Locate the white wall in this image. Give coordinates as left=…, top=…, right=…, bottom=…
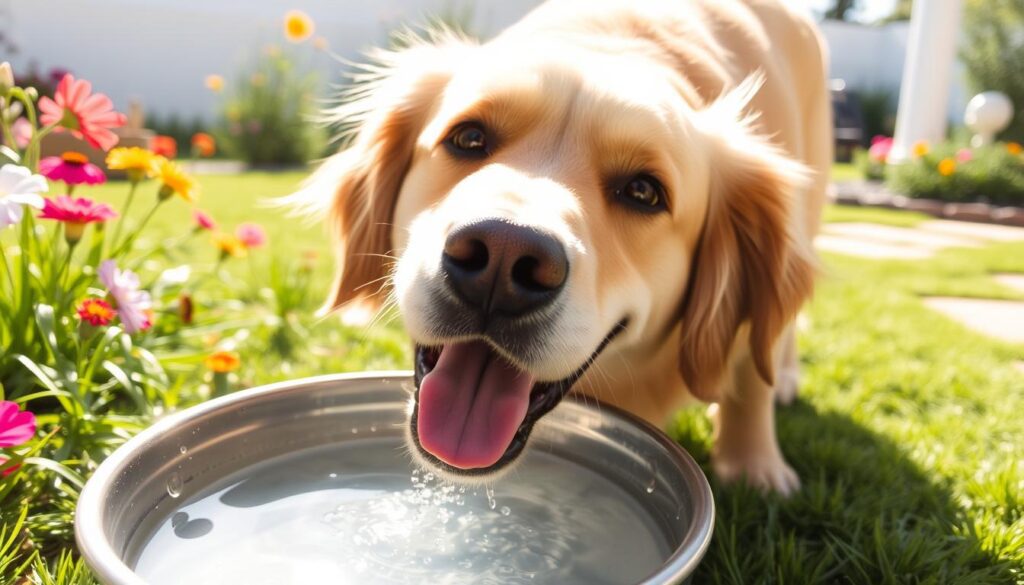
left=819, top=19, right=969, bottom=122
left=2, top=0, right=969, bottom=124
left=2, top=0, right=544, bottom=121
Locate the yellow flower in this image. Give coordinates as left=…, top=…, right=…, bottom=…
left=1008, top=142, right=1023, bottom=155
left=212, top=233, right=247, bottom=258
left=205, top=351, right=240, bottom=373
left=106, top=147, right=163, bottom=183
left=911, top=141, right=929, bottom=158
left=156, top=160, right=198, bottom=202
left=205, top=74, right=225, bottom=93
left=283, top=10, right=314, bottom=43
left=937, top=158, right=956, bottom=177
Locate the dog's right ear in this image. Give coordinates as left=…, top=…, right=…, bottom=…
left=288, top=33, right=473, bottom=319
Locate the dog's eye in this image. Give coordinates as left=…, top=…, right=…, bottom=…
left=616, top=175, right=666, bottom=212
left=445, top=122, right=489, bottom=156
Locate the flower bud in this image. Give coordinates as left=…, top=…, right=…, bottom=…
left=0, top=62, right=13, bottom=94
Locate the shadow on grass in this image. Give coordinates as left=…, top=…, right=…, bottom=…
left=670, top=399, right=1016, bottom=584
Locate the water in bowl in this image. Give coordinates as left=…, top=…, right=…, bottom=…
left=133, top=438, right=670, bottom=584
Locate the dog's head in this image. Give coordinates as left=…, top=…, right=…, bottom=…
left=296, top=31, right=813, bottom=479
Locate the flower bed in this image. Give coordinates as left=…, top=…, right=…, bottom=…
left=857, top=136, right=1024, bottom=206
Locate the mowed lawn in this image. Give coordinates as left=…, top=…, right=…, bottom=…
left=87, top=171, right=1023, bottom=583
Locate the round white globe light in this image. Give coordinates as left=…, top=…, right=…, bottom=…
left=964, top=91, right=1014, bottom=147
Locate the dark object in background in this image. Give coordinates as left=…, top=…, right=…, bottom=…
left=831, top=81, right=865, bottom=162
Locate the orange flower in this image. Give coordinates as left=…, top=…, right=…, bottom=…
left=937, top=158, right=956, bottom=177
left=213, top=233, right=246, bottom=258
left=191, top=133, right=216, bottom=157
left=1008, top=142, right=1023, bottom=155
left=77, top=298, right=117, bottom=327
left=283, top=10, right=314, bottom=43
left=151, top=135, right=178, bottom=159
left=205, top=74, right=225, bottom=93
left=911, top=141, right=929, bottom=158
left=205, top=351, right=240, bottom=373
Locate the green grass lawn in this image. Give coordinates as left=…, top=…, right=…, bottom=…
left=10, top=171, right=1024, bottom=582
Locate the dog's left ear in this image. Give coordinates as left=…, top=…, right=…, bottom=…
left=678, top=76, right=816, bottom=402
left=287, top=34, right=472, bottom=319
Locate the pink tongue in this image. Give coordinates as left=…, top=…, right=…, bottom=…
left=417, top=341, right=535, bottom=469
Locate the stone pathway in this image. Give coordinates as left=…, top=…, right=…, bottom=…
left=923, top=297, right=1024, bottom=344
left=816, top=219, right=1024, bottom=260
left=817, top=216, right=1024, bottom=346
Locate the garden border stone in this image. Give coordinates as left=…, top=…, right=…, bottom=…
left=833, top=181, right=1024, bottom=227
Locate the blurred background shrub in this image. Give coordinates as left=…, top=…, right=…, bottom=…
left=214, top=48, right=326, bottom=166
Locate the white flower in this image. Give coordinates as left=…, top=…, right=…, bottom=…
left=98, top=260, right=153, bottom=334
left=0, top=164, right=47, bottom=229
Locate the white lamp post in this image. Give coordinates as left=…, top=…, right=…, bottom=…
left=889, top=0, right=964, bottom=163
left=964, top=91, right=1014, bottom=147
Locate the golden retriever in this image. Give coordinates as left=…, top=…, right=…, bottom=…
left=296, top=0, right=830, bottom=494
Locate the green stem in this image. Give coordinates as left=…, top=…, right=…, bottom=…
left=114, top=199, right=162, bottom=257
left=0, top=235, right=15, bottom=296
left=111, top=181, right=139, bottom=249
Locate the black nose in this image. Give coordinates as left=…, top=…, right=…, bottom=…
left=442, top=219, right=569, bottom=317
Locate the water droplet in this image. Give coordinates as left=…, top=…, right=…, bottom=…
left=422, top=555, right=432, bottom=565
left=500, top=506, right=511, bottom=516
left=350, top=427, right=358, bottom=434
left=486, top=486, right=497, bottom=510
left=645, top=478, right=656, bottom=494
left=178, top=445, right=187, bottom=454
left=370, top=425, right=378, bottom=432
left=166, top=472, right=183, bottom=498
left=329, top=472, right=338, bottom=479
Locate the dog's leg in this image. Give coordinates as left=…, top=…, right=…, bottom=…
left=710, top=353, right=800, bottom=496
left=774, top=322, right=800, bottom=405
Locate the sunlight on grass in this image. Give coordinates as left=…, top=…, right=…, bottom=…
left=824, top=204, right=930, bottom=227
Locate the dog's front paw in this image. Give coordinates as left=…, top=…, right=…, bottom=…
left=774, top=366, right=800, bottom=405
left=712, top=449, right=801, bottom=496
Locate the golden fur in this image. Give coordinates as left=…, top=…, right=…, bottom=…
left=296, top=0, right=831, bottom=494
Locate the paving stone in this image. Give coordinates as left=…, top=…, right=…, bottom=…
left=923, top=297, right=1024, bottom=343
left=823, top=222, right=982, bottom=250
left=917, top=220, right=1024, bottom=242
left=815, top=234, right=934, bottom=259
left=994, top=273, right=1024, bottom=293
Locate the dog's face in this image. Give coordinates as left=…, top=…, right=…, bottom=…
left=300, top=35, right=812, bottom=479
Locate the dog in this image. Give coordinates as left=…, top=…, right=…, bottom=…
left=295, top=0, right=830, bottom=495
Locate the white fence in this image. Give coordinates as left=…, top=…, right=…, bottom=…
left=2, top=0, right=969, bottom=123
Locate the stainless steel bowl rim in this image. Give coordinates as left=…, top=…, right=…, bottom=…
left=76, top=371, right=714, bottom=585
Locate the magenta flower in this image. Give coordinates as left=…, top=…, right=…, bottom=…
left=99, top=260, right=153, bottom=334
left=868, top=137, right=893, bottom=164
left=956, top=148, right=973, bottom=163
left=39, top=195, right=117, bottom=243
left=40, top=151, right=107, bottom=187
left=38, top=74, right=126, bottom=151
left=0, top=401, right=36, bottom=447
left=193, top=209, right=217, bottom=231
left=235, top=222, right=267, bottom=248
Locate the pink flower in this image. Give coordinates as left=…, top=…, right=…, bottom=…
left=0, top=401, right=36, bottom=447
left=193, top=209, right=217, bottom=231
left=99, top=260, right=153, bottom=334
left=12, top=117, right=32, bottom=149
left=39, top=151, right=106, bottom=186
left=38, top=195, right=117, bottom=224
left=235, top=223, right=267, bottom=248
left=868, top=137, right=893, bottom=164
left=38, top=74, right=126, bottom=151
left=956, top=148, right=973, bottom=163
left=39, top=195, right=117, bottom=243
